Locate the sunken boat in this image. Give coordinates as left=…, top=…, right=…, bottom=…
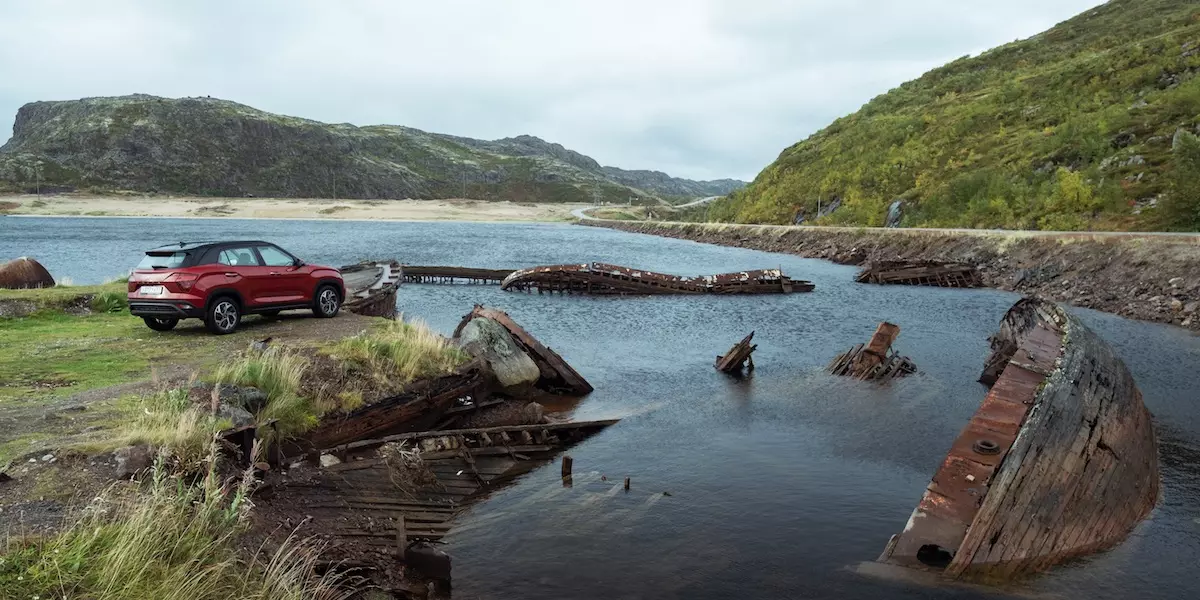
left=340, top=259, right=402, bottom=318
left=856, top=260, right=982, bottom=288
left=875, top=297, right=1159, bottom=582
left=500, top=262, right=814, bottom=295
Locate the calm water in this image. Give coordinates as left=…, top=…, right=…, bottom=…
left=3, top=216, right=1199, bottom=599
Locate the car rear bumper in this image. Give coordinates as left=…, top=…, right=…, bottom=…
left=128, top=300, right=203, bottom=319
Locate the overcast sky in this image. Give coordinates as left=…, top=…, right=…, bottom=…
left=0, top=0, right=1105, bottom=181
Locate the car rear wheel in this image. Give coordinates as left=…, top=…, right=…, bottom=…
left=313, top=285, right=340, bottom=318
left=143, top=317, right=179, bottom=332
left=206, top=297, right=241, bottom=335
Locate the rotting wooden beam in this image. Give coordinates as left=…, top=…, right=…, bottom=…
left=715, top=331, right=757, bottom=373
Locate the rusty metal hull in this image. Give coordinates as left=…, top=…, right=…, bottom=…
left=878, top=298, right=1159, bottom=582
left=856, top=260, right=981, bottom=288
left=500, top=262, right=814, bottom=295
left=340, top=259, right=402, bottom=318
left=0, top=257, right=55, bottom=289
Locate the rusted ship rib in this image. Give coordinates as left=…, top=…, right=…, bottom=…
left=340, top=259, right=402, bottom=317
left=401, top=265, right=514, bottom=285
left=500, top=262, right=814, bottom=295
left=827, top=322, right=916, bottom=381
left=876, top=298, right=1159, bottom=582
left=856, top=260, right=982, bottom=288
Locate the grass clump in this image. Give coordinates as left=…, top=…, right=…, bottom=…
left=90, top=290, right=128, bottom=313
left=109, top=387, right=229, bottom=470
left=0, top=454, right=357, bottom=599
left=330, top=318, right=467, bottom=388
left=215, top=347, right=314, bottom=439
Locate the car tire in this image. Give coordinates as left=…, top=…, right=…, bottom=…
left=143, top=317, right=179, bottom=332
left=206, top=297, right=241, bottom=335
left=313, top=285, right=341, bottom=318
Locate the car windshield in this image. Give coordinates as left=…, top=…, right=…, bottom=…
left=137, top=251, right=189, bottom=270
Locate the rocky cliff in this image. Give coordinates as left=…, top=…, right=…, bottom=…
left=0, top=95, right=743, bottom=202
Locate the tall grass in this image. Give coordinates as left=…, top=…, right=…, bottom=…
left=331, top=318, right=467, bottom=388
left=111, top=387, right=230, bottom=470
left=90, top=290, right=128, bottom=313
left=215, top=347, right=314, bottom=439
left=0, top=452, right=358, bottom=599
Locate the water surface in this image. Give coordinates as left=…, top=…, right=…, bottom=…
left=3, top=216, right=1198, bottom=599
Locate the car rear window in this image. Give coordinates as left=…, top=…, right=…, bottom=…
left=137, top=251, right=189, bottom=270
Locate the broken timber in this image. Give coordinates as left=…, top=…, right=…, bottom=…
left=856, top=260, right=982, bottom=288
left=453, top=305, right=594, bottom=396
left=827, top=322, right=916, bottom=381
left=340, top=259, right=402, bottom=318
left=876, top=298, right=1159, bottom=582
left=401, top=265, right=514, bottom=285
left=715, top=332, right=757, bottom=373
left=500, top=262, right=814, bottom=295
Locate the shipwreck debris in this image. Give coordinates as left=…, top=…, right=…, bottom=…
left=401, top=265, right=514, bottom=285
left=856, top=260, right=982, bottom=288
left=876, top=298, right=1159, bottom=582
left=0, top=257, right=55, bottom=289
left=827, top=322, right=916, bottom=381
left=715, top=332, right=757, bottom=374
left=500, top=262, right=814, bottom=295
left=453, top=305, right=594, bottom=396
left=340, top=259, right=402, bottom=318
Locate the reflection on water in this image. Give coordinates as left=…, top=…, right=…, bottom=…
left=3, top=217, right=1198, bottom=599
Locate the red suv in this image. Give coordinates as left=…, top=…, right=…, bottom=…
left=127, top=241, right=345, bottom=334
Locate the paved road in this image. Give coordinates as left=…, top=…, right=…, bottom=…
left=571, top=208, right=1199, bottom=241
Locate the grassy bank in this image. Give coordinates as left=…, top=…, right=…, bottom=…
left=584, top=220, right=1200, bottom=330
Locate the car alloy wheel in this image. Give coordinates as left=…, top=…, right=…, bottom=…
left=318, top=287, right=340, bottom=317
left=211, top=299, right=239, bottom=333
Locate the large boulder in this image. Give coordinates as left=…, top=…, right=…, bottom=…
left=0, top=257, right=55, bottom=289
left=113, top=445, right=153, bottom=480
left=457, top=317, right=540, bottom=389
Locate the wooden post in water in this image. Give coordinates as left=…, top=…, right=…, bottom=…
left=624, top=477, right=631, bottom=491
left=562, top=455, right=573, bottom=478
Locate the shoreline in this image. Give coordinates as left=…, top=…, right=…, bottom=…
left=583, top=219, right=1200, bottom=332
left=0, top=194, right=587, bottom=223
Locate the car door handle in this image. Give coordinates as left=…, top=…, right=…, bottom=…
left=269, top=272, right=280, bottom=276
left=225, top=272, right=238, bottom=277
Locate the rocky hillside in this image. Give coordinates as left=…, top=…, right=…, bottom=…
left=710, top=0, right=1200, bottom=231
left=0, top=95, right=743, bottom=203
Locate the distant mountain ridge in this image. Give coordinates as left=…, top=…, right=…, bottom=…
left=0, top=94, right=744, bottom=202
left=710, top=0, right=1200, bottom=231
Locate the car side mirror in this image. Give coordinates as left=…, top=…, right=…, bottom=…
left=293, top=258, right=305, bottom=267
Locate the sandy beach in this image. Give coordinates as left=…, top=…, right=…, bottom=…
left=0, top=194, right=586, bottom=222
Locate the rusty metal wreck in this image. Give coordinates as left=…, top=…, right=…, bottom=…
left=500, top=262, right=814, bottom=295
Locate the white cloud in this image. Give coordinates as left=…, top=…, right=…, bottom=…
left=0, top=0, right=1105, bottom=181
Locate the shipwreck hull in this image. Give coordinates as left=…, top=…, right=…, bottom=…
left=500, top=262, right=813, bottom=295
left=879, top=298, right=1159, bottom=581
left=340, top=259, right=402, bottom=318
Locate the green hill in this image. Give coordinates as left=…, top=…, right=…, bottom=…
left=0, top=95, right=744, bottom=203
left=710, top=0, right=1200, bottom=231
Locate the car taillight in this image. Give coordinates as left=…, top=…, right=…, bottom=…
left=166, top=272, right=199, bottom=291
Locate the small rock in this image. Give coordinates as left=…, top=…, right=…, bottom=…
left=523, top=402, right=545, bottom=425
left=61, top=404, right=87, bottom=413
left=215, top=384, right=269, bottom=413
left=1185, top=301, right=1199, bottom=314
left=319, top=454, right=342, bottom=467
left=40, top=454, right=54, bottom=462
left=215, top=402, right=255, bottom=428
left=1170, top=277, right=1184, bottom=287
left=1172, top=299, right=1185, bottom=312
left=1184, top=317, right=1194, bottom=327
left=114, top=445, right=153, bottom=480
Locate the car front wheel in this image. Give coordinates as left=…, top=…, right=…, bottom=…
left=313, top=285, right=341, bottom=318
left=143, top=317, right=178, bottom=332
left=206, top=298, right=241, bottom=335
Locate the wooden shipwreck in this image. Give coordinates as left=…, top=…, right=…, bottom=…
left=875, top=298, right=1159, bottom=582
left=401, top=265, right=514, bottom=285
left=453, top=305, right=594, bottom=396
left=827, top=322, right=916, bottom=381
left=500, top=262, right=814, bottom=295
left=0, top=257, right=55, bottom=289
left=341, top=259, right=402, bottom=318
left=856, top=260, right=982, bottom=288
left=715, top=332, right=757, bottom=374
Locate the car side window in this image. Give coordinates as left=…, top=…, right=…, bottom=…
left=257, top=245, right=295, bottom=267
left=218, top=247, right=261, bottom=267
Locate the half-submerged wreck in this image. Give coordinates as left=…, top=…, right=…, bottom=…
left=500, top=262, right=814, bottom=295
left=856, top=260, right=982, bottom=288
left=340, top=259, right=403, bottom=318
left=875, top=298, right=1159, bottom=582
left=827, top=322, right=916, bottom=381
left=0, top=257, right=55, bottom=289
left=715, top=332, right=757, bottom=374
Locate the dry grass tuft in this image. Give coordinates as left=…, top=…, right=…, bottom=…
left=330, top=318, right=467, bottom=387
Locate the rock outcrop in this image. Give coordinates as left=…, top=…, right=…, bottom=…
left=0, top=95, right=744, bottom=202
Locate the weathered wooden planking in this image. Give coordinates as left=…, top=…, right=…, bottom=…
left=856, top=260, right=982, bottom=288
left=878, top=298, right=1159, bottom=582
left=715, top=332, right=757, bottom=373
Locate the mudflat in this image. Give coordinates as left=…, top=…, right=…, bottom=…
left=0, top=194, right=586, bottom=222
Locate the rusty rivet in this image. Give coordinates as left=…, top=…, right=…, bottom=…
left=973, top=439, right=1001, bottom=455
